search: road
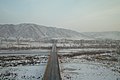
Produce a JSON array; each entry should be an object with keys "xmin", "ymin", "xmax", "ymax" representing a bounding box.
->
[{"xmin": 43, "ymin": 42, "xmax": 61, "ymax": 80}]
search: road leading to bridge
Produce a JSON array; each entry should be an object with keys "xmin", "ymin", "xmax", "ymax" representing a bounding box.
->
[{"xmin": 43, "ymin": 42, "xmax": 61, "ymax": 80}]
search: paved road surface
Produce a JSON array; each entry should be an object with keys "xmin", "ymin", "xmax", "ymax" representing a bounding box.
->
[{"xmin": 43, "ymin": 42, "xmax": 61, "ymax": 80}]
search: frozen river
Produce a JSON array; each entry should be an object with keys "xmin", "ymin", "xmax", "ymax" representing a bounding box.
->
[{"xmin": 0, "ymin": 49, "xmax": 50, "ymax": 56}]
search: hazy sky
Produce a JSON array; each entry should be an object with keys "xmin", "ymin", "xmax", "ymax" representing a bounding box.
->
[{"xmin": 0, "ymin": 0, "xmax": 120, "ymax": 32}]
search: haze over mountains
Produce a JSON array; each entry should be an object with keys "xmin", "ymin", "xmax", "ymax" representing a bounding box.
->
[{"xmin": 0, "ymin": 23, "xmax": 120, "ymax": 40}]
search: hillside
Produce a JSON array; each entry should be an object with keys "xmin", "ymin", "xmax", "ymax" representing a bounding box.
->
[
  {"xmin": 83, "ymin": 31, "xmax": 120, "ymax": 40},
  {"xmin": 0, "ymin": 23, "xmax": 120, "ymax": 40},
  {"xmin": 0, "ymin": 23, "xmax": 88, "ymax": 40}
]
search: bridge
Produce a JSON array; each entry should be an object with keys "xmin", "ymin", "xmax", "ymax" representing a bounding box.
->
[{"xmin": 43, "ymin": 42, "xmax": 61, "ymax": 80}]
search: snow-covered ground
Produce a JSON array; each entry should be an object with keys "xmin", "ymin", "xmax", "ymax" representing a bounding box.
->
[
  {"xmin": 0, "ymin": 49, "xmax": 49, "ymax": 80},
  {"xmin": 0, "ymin": 41, "xmax": 51, "ymax": 80},
  {"xmin": 59, "ymin": 50, "xmax": 120, "ymax": 80},
  {"xmin": 60, "ymin": 63, "xmax": 120, "ymax": 80},
  {"xmin": 0, "ymin": 65, "xmax": 46, "ymax": 80}
]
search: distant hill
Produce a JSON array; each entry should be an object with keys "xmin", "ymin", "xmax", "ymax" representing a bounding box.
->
[
  {"xmin": 83, "ymin": 31, "xmax": 120, "ymax": 40},
  {"xmin": 0, "ymin": 23, "xmax": 88, "ymax": 40},
  {"xmin": 0, "ymin": 23, "xmax": 120, "ymax": 40}
]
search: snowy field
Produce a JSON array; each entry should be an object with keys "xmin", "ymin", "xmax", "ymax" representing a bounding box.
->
[
  {"xmin": 0, "ymin": 40, "xmax": 120, "ymax": 80},
  {"xmin": 60, "ymin": 63, "xmax": 120, "ymax": 80},
  {"xmin": 0, "ymin": 49, "xmax": 49, "ymax": 80},
  {"xmin": 0, "ymin": 65, "xmax": 46, "ymax": 80},
  {"xmin": 59, "ymin": 49, "xmax": 120, "ymax": 80}
]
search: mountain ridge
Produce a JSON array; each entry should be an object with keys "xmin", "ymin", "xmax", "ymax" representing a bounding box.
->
[
  {"xmin": 0, "ymin": 23, "xmax": 88, "ymax": 40},
  {"xmin": 0, "ymin": 23, "xmax": 120, "ymax": 40}
]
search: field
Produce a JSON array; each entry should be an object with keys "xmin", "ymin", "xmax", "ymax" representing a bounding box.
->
[
  {"xmin": 59, "ymin": 50, "xmax": 120, "ymax": 80},
  {"xmin": 0, "ymin": 39, "xmax": 120, "ymax": 80},
  {"xmin": 0, "ymin": 47, "xmax": 49, "ymax": 80},
  {"xmin": 58, "ymin": 39, "xmax": 120, "ymax": 80}
]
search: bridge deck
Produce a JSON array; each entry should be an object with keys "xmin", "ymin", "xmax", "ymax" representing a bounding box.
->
[{"xmin": 43, "ymin": 43, "xmax": 61, "ymax": 80}]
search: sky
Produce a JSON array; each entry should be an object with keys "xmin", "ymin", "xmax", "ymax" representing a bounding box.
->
[{"xmin": 0, "ymin": 0, "xmax": 120, "ymax": 32}]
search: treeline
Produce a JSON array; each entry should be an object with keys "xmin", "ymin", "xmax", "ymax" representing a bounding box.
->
[
  {"xmin": 59, "ymin": 50, "xmax": 116, "ymax": 58},
  {"xmin": 0, "ymin": 46, "xmax": 52, "ymax": 50}
]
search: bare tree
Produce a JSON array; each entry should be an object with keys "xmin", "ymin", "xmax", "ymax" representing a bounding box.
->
[
  {"xmin": 16, "ymin": 37, "xmax": 20, "ymax": 49},
  {"xmin": 3, "ymin": 36, "xmax": 9, "ymax": 48}
]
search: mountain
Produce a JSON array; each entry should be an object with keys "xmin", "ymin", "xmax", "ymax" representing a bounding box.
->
[
  {"xmin": 0, "ymin": 23, "xmax": 120, "ymax": 40},
  {"xmin": 0, "ymin": 23, "xmax": 88, "ymax": 40},
  {"xmin": 83, "ymin": 31, "xmax": 120, "ymax": 40}
]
